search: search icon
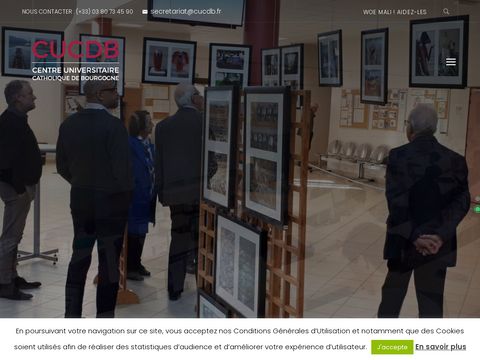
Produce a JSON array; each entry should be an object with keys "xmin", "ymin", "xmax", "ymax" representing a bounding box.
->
[{"xmin": 443, "ymin": 8, "xmax": 450, "ymax": 15}]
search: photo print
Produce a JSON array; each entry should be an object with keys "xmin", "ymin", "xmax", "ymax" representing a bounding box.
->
[
  {"xmin": 142, "ymin": 37, "xmax": 196, "ymax": 84},
  {"xmin": 214, "ymin": 215, "xmax": 267, "ymax": 318},
  {"xmin": 361, "ymin": 28, "xmax": 388, "ymax": 104},
  {"xmin": 410, "ymin": 15, "xmax": 468, "ymax": 88},
  {"xmin": 280, "ymin": 44, "xmax": 303, "ymax": 108},
  {"xmin": 244, "ymin": 87, "xmax": 290, "ymax": 225},
  {"xmin": 202, "ymin": 86, "xmax": 239, "ymax": 209},
  {"xmin": 197, "ymin": 290, "xmax": 228, "ymax": 318},
  {"xmin": 2, "ymin": 27, "xmax": 64, "ymax": 77},
  {"xmin": 210, "ymin": 43, "xmax": 251, "ymax": 88},
  {"xmin": 261, "ymin": 48, "xmax": 281, "ymax": 86},
  {"xmin": 317, "ymin": 30, "xmax": 343, "ymax": 86}
]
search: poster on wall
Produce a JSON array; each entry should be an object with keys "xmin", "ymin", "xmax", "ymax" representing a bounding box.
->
[
  {"xmin": 2, "ymin": 27, "xmax": 64, "ymax": 78},
  {"xmin": 261, "ymin": 48, "xmax": 280, "ymax": 87},
  {"xmin": 142, "ymin": 37, "xmax": 196, "ymax": 85},
  {"xmin": 79, "ymin": 34, "xmax": 125, "ymax": 96},
  {"xmin": 202, "ymin": 86, "xmax": 239, "ymax": 209},
  {"xmin": 280, "ymin": 44, "xmax": 303, "ymax": 108},
  {"xmin": 214, "ymin": 214, "xmax": 267, "ymax": 318},
  {"xmin": 209, "ymin": 43, "xmax": 251, "ymax": 88},
  {"xmin": 243, "ymin": 87, "xmax": 290, "ymax": 225},
  {"xmin": 360, "ymin": 28, "xmax": 388, "ymax": 105},
  {"xmin": 317, "ymin": 30, "xmax": 342, "ymax": 86},
  {"xmin": 409, "ymin": 15, "xmax": 469, "ymax": 88}
]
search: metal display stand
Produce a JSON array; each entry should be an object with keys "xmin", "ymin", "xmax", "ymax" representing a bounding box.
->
[
  {"xmin": 198, "ymin": 90, "xmax": 310, "ymax": 317},
  {"xmin": 17, "ymin": 144, "xmax": 58, "ymax": 264}
]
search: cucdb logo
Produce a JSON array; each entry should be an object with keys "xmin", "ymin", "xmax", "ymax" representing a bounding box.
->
[{"xmin": 32, "ymin": 40, "xmax": 119, "ymax": 60}]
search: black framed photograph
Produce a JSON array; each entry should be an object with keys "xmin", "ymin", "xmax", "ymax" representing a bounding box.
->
[
  {"xmin": 142, "ymin": 37, "xmax": 196, "ymax": 85},
  {"xmin": 409, "ymin": 15, "xmax": 469, "ymax": 88},
  {"xmin": 202, "ymin": 86, "xmax": 239, "ymax": 209},
  {"xmin": 360, "ymin": 28, "xmax": 388, "ymax": 105},
  {"xmin": 261, "ymin": 48, "xmax": 280, "ymax": 86},
  {"xmin": 243, "ymin": 87, "xmax": 290, "ymax": 225},
  {"xmin": 79, "ymin": 34, "xmax": 125, "ymax": 96},
  {"xmin": 317, "ymin": 30, "xmax": 342, "ymax": 86},
  {"xmin": 209, "ymin": 43, "xmax": 251, "ymax": 88},
  {"xmin": 197, "ymin": 289, "xmax": 229, "ymax": 318},
  {"xmin": 280, "ymin": 44, "xmax": 303, "ymax": 108},
  {"xmin": 214, "ymin": 214, "xmax": 267, "ymax": 318},
  {"xmin": 2, "ymin": 27, "xmax": 64, "ymax": 78}
]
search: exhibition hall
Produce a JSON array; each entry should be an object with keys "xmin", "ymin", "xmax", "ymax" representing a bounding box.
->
[{"xmin": 0, "ymin": 0, "xmax": 479, "ymax": 319}]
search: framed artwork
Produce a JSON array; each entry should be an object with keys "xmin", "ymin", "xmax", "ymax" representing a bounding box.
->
[
  {"xmin": 317, "ymin": 30, "xmax": 343, "ymax": 86},
  {"xmin": 2, "ymin": 27, "xmax": 64, "ymax": 78},
  {"xmin": 214, "ymin": 214, "xmax": 267, "ymax": 318},
  {"xmin": 209, "ymin": 43, "xmax": 251, "ymax": 88},
  {"xmin": 243, "ymin": 87, "xmax": 290, "ymax": 225},
  {"xmin": 142, "ymin": 37, "xmax": 196, "ymax": 85},
  {"xmin": 202, "ymin": 86, "xmax": 239, "ymax": 209},
  {"xmin": 197, "ymin": 289, "xmax": 229, "ymax": 318},
  {"xmin": 361, "ymin": 28, "xmax": 388, "ymax": 105},
  {"xmin": 79, "ymin": 34, "xmax": 125, "ymax": 96},
  {"xmin": 261, "ymin": 48, "xmax": 281, "ymax": 86},
  {"xmin": 409, "ymin": 15, "xmax": 469, "ymax": 88},
  {"xmin": 280, "ymin": 44, "xmax": 303, "ymax": 108}
]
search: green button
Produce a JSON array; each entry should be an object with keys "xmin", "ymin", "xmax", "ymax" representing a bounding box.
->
[
  {"xmin": 474, "ymin": 205, "xmax": 480, "ymax": 214},
  {"xmin": 371, "ymin": 340, "xmax": 414, "ymax": 355}
]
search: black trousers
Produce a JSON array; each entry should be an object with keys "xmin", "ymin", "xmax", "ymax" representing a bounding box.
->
[
  {"xmin": 127, "ymin": 234, "xmax": 146, "ymax": 272},
  {"xmin": 168, "ymin": 204, "xmax": 199, "ymax": 295},
  {"xmin": 378, "ymin": 256, "xmax": 447, "ymax": 318},
  {"xmin": 65, "ymin": 188, "xmax": 129, "ymax": 318}
]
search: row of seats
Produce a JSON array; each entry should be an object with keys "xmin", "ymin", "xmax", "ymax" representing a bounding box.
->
[{"xmin": 320, "ymin": 140, "xmax": 389, "ymax": 165}]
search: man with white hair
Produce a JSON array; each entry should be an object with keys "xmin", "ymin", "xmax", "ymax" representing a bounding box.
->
[
  {"xmin": 154, "ymin": 83, "xmax": 204, "ymax": 301},
  {"xmin": 56, "ymin": 79, "xmax": 133, "ymax": 317},
  {"xmin": 378, "ymin": 104, "xmax": 470, "ymax": 318}
]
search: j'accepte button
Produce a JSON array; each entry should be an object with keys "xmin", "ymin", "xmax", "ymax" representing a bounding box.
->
[{"xmin": 371, "ymin": 340, "xmax": 414, "ymax": 355}]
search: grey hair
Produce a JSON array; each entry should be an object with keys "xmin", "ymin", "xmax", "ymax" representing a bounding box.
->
[
  {"xmin": 174, "ymin": 83, "xmax": 196, "ymax": 108},
  {"xmin": 408, "ymin": 104, "xmax": 438, "ymax": 136},
  {"xmin": 4, "ymin": 80, "xmax": 29, "ymax": 105}
]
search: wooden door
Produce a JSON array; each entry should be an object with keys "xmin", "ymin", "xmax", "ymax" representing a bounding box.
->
[{"xmin": 466, "ymin": 88, "xmax": 480, "ymax": 203}]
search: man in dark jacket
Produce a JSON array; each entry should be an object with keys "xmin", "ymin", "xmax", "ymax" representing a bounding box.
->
[
  {"xmin": 155, "ymin": 83, "xmax": 204, "ymax": 301},
  {"xmin": 378, "ymin": 104, "xmax": 470, "ymax": 318},
  {"xmin": 56, "ymin": 79, "xmax": 133, "ymax": 317},
  {"xmin": 0, "ymin": 80, "xmax": 42, "ymax": 300}
]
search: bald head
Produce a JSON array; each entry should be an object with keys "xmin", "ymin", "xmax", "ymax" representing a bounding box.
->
[
  {"xmin": 83, "ymin": 79, "xmax": 118, "ymax": 109},
  {"xmin": 407, "ymin": 104, "xmax": 438, "ymax": 140}
]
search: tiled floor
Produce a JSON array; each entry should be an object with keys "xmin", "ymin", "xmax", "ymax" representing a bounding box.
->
[{"xmin": 1, "ymin": 161, "xmax": 479, "ymax": 318}]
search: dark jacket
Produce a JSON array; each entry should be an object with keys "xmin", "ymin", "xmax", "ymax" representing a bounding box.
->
[
  {"xmin": 127, "ymin": 136, "xmax": 156, "ymax": 235},
  {"xmin": 384, "ymin": 135, "xmax": 470, "ymax": 267},
  {"xmin": 56, "ymin": 108, "xmax": 133, "ymax": 193},
  {"xmin": 155, "ymin": 107, "xmax": 202, "ymax": 206},
  {"xmin": 0, "ymin": 108, "xmax": 42, "ymax": 193}
]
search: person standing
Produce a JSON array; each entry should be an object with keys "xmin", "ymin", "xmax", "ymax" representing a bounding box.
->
[
  {"xmin": 0, "ymin": 80, "xmax": 42, "ymax": 300},
  {"xmin": 378, "ymin": 104, "xmax": 470, "ymax": 318},
  {"xmin": 56, "ymin": 79, "xmax": 132, "ymax": 317},
  {"xmin": 126, "ymin": 110, "xmax": 156, "ymax": 281},
  {"xmin": 155, "ymin": 84, "xmax": 203, "ymax": 301}
]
